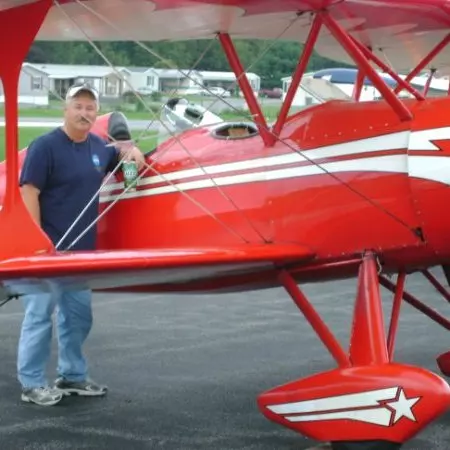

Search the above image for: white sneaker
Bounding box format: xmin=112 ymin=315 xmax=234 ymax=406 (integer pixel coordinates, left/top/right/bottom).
xmin=21 ymin=386 xmax=64 ymax=406
xmin=54 ymin=377 xmax=107 ymax=397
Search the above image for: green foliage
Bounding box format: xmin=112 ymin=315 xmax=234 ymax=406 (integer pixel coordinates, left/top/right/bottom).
xmin=26 ymin=39 xmax=352 ymax=89
xmin=150 ymin=91 xmax=162 ymax=102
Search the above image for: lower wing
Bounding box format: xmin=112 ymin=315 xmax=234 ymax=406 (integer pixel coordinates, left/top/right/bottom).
xmin=0 ymin=244 xmax=314 ymax=296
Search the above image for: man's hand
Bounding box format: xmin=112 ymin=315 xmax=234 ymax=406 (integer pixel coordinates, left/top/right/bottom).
xmin=115 ymin=143 xmax=146 ymax=171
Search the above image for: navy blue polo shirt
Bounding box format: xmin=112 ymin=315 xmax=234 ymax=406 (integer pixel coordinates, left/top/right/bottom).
xmin=20 ymin=127 xmax=119 ymax=251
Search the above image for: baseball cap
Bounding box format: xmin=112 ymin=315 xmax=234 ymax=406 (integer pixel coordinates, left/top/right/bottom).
xmin=66 ymin=83 xmax=100 ymax=104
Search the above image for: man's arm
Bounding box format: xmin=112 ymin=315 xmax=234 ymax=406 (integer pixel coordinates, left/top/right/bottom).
xmin=19 ymin=137 xmax=51 ymax=226
xmin=105 ymin=144 xmax=120 ymax=173
xmin=21 ymin=184 xmax=41 ymax=226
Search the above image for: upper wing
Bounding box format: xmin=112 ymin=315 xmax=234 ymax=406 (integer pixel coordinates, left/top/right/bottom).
xmin=0 ymin=243 xmax=314 ymax=294
xmin=16 ymin=0 xmax=450 ymax=73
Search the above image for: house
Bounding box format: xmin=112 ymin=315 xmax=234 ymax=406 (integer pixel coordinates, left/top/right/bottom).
xmin=126 ymin=68 xmax=259 ymax=95
xmin=23 ymin=63 xmax=206 ymax=98
xmin=12 ymin=63 xmax=262 ymax=104
xmin=281 ymin=73 xmax=350 ymax=106
xmin=124 ymin=67 xmax=157 ymax=94
xmin=310 ymin=68 xmax=401 ymax=101
xmin=199 ymin=71 xmax=260 ymax=94
xmin=291 ymin=68 xmax=449 ymax=103
xmin=0 ymin=63 xmax=49 ymax=105
xmin=23 ymin=63 xmax=132 ymax=99
xmin=125 ymin=67 xmax=204 ymax=95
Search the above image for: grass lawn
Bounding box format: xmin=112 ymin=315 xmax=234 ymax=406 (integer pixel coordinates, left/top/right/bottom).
xmin=1 ymin=107 xmax=153 ymax=120
xmin=0 ymin=101 xmax=285 ymax=122
xmin=0 ymin=99 xmax=298 ymax=160
xmin=0 ymin=107 xmax=281 ymax=121
xmin=0 ymin=127 xmax=159 ymax=161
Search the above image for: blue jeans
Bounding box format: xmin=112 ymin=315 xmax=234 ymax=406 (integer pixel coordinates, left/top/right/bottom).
xmin=5 ymin=280 xmax=93 ymax=389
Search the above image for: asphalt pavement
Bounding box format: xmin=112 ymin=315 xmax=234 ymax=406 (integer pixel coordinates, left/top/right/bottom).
xmin=0 ymin=270 xmax=448 ymax=449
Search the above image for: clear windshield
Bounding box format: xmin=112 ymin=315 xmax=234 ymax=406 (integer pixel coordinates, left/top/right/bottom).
xmin=155 ymin=97 xmax=225 ymax=146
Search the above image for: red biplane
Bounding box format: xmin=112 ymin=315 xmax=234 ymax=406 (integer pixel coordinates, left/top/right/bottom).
xmin=0 ymin=0 xmax=450 ymax=449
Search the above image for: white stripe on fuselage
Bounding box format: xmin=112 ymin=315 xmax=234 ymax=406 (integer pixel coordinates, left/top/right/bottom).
xmin=100 ymin=154 xmax=407 ymax=203
xmin=408 ymin=126 xmax=450 ymax=150
xmin=409 ymin=154 xmax=450 ymax=184
xmin=102 ymin=129 xmax=410 ymax=193
xmin=99 ymin=126 xmax=450 ymax=203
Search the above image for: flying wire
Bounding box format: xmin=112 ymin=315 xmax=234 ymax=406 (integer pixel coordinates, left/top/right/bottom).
xmin=71 ymin=0 xmax=286 ymax=122
xmin=53 ymin=39 xmax=235 ymax=248
xmin=69 ymin=1 xmax=421 ymax=238
xmin=53 ymin=1 xmax=420 ymax=242
xmin=53 ymin=1 xmax=257 ymax=246
xmin=54 ymin=0 xmax=303 ymax=247
xmin=68 ymin=1 xmax=306 ymax=245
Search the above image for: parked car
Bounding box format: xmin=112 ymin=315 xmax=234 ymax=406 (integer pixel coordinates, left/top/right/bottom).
xmin=135 ymin=86 xmax=156 ymax=95
xmin=259 ymin=87 xmax=283 ymax=99
xmin=202 ymin=86 xmax=231 ymax=97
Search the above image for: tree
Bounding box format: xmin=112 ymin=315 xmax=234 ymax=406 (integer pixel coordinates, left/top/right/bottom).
xmin=26 ymin=39 xmax=350 ymax=88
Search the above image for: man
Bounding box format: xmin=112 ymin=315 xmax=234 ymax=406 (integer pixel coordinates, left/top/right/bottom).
xmin=10 ymin=83 xmax=145 ymax=406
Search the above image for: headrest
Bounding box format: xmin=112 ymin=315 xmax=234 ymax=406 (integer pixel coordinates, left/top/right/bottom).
xmin=107 ymin=111 xmax=132 ymax=142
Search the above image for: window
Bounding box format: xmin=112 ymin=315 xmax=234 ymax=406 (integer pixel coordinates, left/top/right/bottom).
xmin=31 ymin=76 xmax=43 ymax=90
xmin=106 ymin=85 xmax=117 ymax=95
xmin=105 ymin=77 xmax=118 ymax=95
xmin=146 ymin=76 xmax=154 ymax=86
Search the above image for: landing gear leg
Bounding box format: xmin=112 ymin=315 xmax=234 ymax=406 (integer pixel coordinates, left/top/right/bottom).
xmin=258 ymin=252 xmax=450 ymax=450
xmin=379 ymin=269 xmax=450 ymax=378
xmin=437 ymin=351 xmax=450 ymax=377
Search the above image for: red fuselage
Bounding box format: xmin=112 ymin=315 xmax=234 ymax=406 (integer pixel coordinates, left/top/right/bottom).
xmin=3 ymin=97 xmax=450 ymax=287
xmin=95 ymin=97 xmax=450 ymax=279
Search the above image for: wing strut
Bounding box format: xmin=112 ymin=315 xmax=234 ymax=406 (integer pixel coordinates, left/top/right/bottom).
xmin=352 ymin=68 xmax=365 ymax=101
xmin=350 ymin=37 xmax=425 ymax=101
xmin=423 ymin=68 xmax=436 ymax=96
xmin=394 ymin=32 xmax=450 ymax=96
xmin=320 ymin=11 xmax=413 ymax=122
xmin=217 ymin=33 xmax=273 ymax=146
xmin=0 ymin=0 xmax=54 ymax=259
xmin=272 ymin=14 xmax=323 ymax=141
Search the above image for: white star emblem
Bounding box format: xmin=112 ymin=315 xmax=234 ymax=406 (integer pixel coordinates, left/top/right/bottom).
xmin=386 ymin=388 xmax=421 ymax=424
